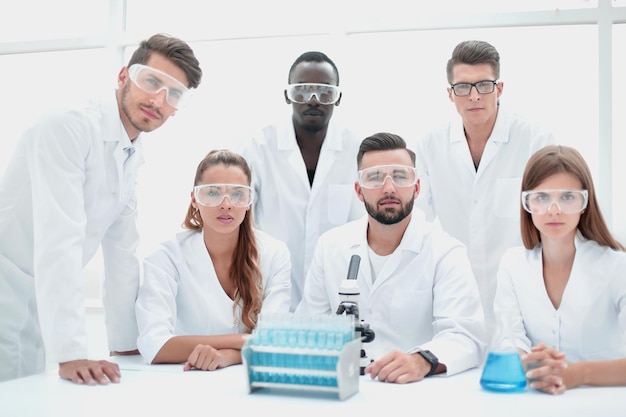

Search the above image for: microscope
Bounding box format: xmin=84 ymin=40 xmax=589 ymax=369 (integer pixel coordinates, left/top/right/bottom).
xmin=336 ymin=254 xmax=375 ymax=375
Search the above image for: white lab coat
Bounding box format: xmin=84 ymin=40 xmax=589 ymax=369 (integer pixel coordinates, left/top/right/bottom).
xmin=494 ymin=237 xmax=626 ymax=362
xmin=415 ymin=107 xmax=556 ymax=332
xmin=296 ymin=210 xmax=487 ymax=376
xmin=238 ymin=117 xmax=365 ymax=311
xmin=0 ymin=92 xmax=142 ymax=381
xmin=135 ymin=229 xmax=291 ymax=364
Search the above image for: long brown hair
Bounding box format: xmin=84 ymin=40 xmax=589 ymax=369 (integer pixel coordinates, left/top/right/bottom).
xmin=183 ymin=149 xmax=262 ymax=331
xmin=520 ymin=145 xmax=624 ymax=251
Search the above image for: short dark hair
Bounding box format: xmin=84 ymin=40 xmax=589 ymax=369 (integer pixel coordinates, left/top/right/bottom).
xmin=446 ymin=40 xmax=500 ymax=84
xmin=287 ymin=51 xmax=340 ymax=85
xmin=357 ymin=132 xmax=416 ymax=168
xmin=128 ymin=33 xmax=202 ymax=89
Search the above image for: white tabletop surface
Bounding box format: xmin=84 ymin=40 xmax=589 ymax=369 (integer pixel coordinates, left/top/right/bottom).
xmin=0 ymin=355 xmax=623 ymax=417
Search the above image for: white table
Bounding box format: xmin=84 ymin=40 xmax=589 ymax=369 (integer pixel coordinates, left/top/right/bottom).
xmin=0 ymin=355 xmax=622 ymax=417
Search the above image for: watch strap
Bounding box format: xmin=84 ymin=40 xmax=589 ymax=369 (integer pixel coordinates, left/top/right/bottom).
xmin=417 ymin=349 xmax=438 ymax=377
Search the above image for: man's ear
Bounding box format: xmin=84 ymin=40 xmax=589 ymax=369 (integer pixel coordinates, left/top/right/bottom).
xmin=284 ymin=89 xmax=291 ymax=104
xmin=118 ymin=67 xmax=129 ymax=88
xmin=414 ymin=178 xmax=421 ymax=200
xmin=355 ymin=181 xmax=365 ymax=203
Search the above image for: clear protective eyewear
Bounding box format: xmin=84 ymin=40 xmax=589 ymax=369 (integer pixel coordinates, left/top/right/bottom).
xmin=194 ymin=183 xmax=254 ymax=208
xmin=450 ymin=80 xmax=499 ymax=97
xmin=128 ymin=64 xmax=191 ymax=109
xmin=521 ymin=189 xmax=588 ymax=214
xmin=358 ymin=164 xmax=418 ymax=189
xmin=286 ymin=83 xmax=341 ymax=105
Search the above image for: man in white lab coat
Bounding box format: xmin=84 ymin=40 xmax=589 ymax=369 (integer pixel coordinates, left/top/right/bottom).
xmin=297 ymin=132 xmax=486 ymax=383
xmin=415 ymin=40 xmax=555 ymax=334
xmin=0 ymin=34 xmax=202 ymax=384
xmin=239 ymin=51 xmax=365 ymax=311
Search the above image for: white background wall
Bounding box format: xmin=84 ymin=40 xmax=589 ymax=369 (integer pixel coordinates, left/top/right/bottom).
xmin=1 ymin=1 xmax=625 ymax=313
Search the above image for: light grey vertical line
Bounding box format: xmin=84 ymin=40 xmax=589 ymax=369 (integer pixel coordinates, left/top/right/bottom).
xmin=597 ymin=0 xmax=613 ymax=226
xmin=107 ymin=0 xmax=127 ymax=71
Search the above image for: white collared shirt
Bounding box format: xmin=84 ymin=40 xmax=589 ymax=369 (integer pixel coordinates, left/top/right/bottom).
xmin=0 ymin=91 xmax=144 ymax=379
xmin=415 ymin=107 xmax=556 ymax=332
xmin=296 ymin=209 xmax=487 ymax=376
xmin=494 ymin=237 xmax=626 ymax=362
xmin=238 ymin=117 xmax=365 ymax=310
xmin=136 ymin=228 xmax=292 ymax=364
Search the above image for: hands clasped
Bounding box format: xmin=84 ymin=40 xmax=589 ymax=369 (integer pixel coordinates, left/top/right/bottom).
xmin=522 ymin=343 xmax=568 ymax=395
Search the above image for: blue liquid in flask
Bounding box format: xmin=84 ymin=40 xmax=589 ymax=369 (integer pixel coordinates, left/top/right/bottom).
xmin=480 ymin=351 xmax=527 ymax=393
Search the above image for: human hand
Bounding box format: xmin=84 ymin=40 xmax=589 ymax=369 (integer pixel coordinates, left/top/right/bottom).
xmin=184 ymin=344 xmax=230 ymax=371
xmin=522 ymin=343 xmax=568 ymax=395
xmin=58 ymin=359 xmax=121 ymax=385
xmin=364 ymin=349 xmax=428 ymax=383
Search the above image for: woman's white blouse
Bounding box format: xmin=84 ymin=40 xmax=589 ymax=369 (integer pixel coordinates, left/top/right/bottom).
xmin=494 ymin=237 xmax=626 ymax=362
xmin=136 ymin=229 xmax=291 ymax=363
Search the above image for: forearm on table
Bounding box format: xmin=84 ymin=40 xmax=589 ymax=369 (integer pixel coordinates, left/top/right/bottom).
xmin=152 ymin=334 xmax=247 ymax=364
xmin=567 ymin=359 xmax=626 ymax=388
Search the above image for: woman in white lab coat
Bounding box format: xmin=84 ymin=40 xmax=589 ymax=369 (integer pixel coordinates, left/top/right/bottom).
xmin=494 ymin=145 xmax=626 ymax=394
xmin=136 ymin=150 xmax=291 ymax=370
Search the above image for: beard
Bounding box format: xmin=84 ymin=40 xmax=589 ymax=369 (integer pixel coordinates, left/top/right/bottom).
xmin=120 ymin=83 xmax=160 ymax=133
xmin=364 ymin=197 xmax=414 ymax=225
xmin=301 ymin=122 xmax=324 ymax=133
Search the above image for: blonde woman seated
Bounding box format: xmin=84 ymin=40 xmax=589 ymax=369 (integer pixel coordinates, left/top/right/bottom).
xmin=136 ymin=150 xmax=291 ymax=370
xmin=494 ymin=145 xmax=626 ymax=394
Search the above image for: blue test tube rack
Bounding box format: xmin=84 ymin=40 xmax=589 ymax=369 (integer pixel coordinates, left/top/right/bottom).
xmin=242 ymin=313 xmax=361 ymax=400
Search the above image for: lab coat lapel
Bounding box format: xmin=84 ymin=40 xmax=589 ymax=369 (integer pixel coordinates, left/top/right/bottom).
xmin=108 ymin=140 xmax=126 ymax=197
xmin=280 ymin=124 xmax=311 ymax=190
xmin=450 ymin=121 xmax=476 ymax=176
xmin=476 ymin=109 xmax=510 ymax=179
xmin=370 ymin=214 xmax=424 ymax=291
xmin=309 ymin=124 xmax=340 ymax=202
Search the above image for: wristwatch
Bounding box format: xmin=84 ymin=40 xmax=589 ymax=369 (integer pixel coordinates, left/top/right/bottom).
xmin=416 ymin=350 xmax=439 ymax=377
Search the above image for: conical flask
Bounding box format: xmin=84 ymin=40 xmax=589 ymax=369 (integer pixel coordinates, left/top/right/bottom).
xmin=480 ymin=313 xmax=527 ymax=392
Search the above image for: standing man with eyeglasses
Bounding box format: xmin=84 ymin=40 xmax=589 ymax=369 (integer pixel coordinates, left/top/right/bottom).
xmin=414 ymin=40 xmax=555 ymax=335
xmin=297 ymin=132 xmax=486 ymax=383
xmin=0 ymin=33 xmax=202 ymax=384
xmin=239 ymin=51 xmax=365 ymax=311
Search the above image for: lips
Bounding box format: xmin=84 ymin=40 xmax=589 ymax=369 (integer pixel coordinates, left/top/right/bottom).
xmin=303 ymin=109 xmax=324 ymax=116
xmin=140 ymin=106 xmax=160 ymax=120
xmin=379 ymin=198 xmax=401 ymax=206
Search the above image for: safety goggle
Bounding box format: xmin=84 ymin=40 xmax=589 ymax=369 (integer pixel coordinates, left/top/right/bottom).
xmin=194 ymin=184 xmax=254 ymax=208
xmin=128 ymin=64 xmax=191 ymax=109
xmin=286 ymin=83 xmax=341 ymax=105
xmin=358 ymin=165 xmax=418 ymax=189
xmin=521 ymin=189 xmax=588 ymax=214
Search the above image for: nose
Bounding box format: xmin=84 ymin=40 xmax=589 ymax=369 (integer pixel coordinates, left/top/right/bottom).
xmin=547 ymin=201 xmax=562 ymax=214
xmin=468 ymin=85 xmax=481 ymax=100
xmin=306 ymin=93 xmax=321 ymax=105
xmin=381 ymin=176 xmax=396 ymax=193
xmin=150 ymin=88 xmax=168 ymax=107
xmin=219 ymin=195 xmax=233 ymax=209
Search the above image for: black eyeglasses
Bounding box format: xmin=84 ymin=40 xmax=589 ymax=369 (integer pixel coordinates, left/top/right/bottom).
xmin=450 ymin=80 xmax=499 ymax=97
